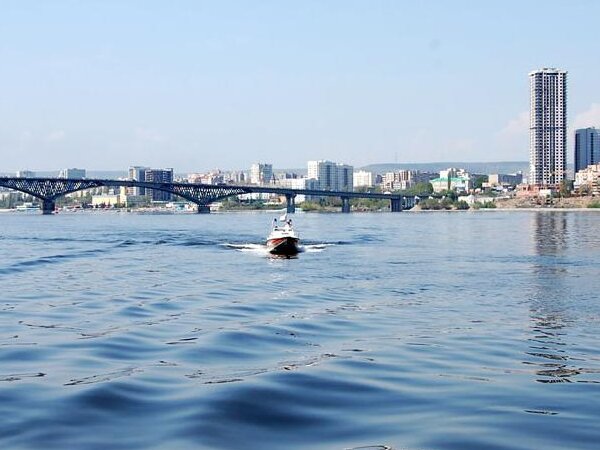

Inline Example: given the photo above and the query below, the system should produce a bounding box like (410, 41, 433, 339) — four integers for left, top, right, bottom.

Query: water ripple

(0, 212, 599, 450)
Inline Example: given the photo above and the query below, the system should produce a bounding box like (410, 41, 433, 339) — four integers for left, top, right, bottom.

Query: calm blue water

(1, 210, 599, 450)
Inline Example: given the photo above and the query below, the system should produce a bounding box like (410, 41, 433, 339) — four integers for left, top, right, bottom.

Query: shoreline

(3, 206, 600, 214)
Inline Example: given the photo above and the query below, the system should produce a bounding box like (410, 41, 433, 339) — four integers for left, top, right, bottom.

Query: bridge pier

(196, 205, 211, 214)
(390, 197, 403, 212)
(341, 197, 351, 213)
(42, 199, 56, 215)
(285, 193, 296, 214)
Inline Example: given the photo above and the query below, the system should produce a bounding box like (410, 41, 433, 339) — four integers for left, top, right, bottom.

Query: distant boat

(15, 202, 41, 212)
(266, 214, 300, 256)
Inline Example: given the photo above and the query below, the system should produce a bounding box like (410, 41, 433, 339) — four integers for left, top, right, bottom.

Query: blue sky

(1, 0, 599, 172)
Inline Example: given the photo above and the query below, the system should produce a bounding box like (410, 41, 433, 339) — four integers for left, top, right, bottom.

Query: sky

(1, 0, 600, 172)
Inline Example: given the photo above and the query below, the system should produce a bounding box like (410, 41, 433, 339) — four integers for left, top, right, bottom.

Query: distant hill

(360, 161, 529, 175)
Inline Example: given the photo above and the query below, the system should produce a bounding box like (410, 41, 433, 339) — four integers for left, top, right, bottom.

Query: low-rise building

(574, 163, 600, 194)
(91, 194, 122, 207)
(431, 177, 470, 193)
(488, 173, 523, 187)
(430, 168, 472, 193)
(515, 184, 557, 198)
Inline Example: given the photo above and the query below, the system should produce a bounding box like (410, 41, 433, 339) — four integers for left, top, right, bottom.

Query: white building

(430, 177, 470, 193)
(16, 170, 36, 178)
(430, 168, 472, 193)
(59, 168, 86, 179)
(91, 193, 122, 207)
(529, 68, 567, 185)
(353, 170, 374, 188)
(275, 177, 319, 202)
(307, 160, 353, 191)
(226, 171, 246, 184)
(250, 163, 273, 185)
(574, 163, 600, 194)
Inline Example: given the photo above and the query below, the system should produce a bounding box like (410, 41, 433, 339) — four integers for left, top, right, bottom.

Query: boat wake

(222, 243, 270, 256)
(302, 243, 332, 253)
(222, 243, 332, 255)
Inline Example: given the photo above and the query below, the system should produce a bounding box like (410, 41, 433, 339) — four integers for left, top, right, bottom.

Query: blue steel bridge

(0, 177, 417, 214)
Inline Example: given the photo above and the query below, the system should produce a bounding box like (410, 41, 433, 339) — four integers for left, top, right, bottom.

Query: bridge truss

(0, 177, 415, 214)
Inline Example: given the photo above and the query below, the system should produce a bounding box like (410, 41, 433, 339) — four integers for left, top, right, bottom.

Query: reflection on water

(533, 212, 567, 257)
(527, 213, 580, 384)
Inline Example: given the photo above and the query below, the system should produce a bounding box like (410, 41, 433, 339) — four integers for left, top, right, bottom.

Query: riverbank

(494, 196, 600, 209)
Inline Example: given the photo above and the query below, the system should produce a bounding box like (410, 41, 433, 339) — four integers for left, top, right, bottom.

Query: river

(1, 210, 599, 450)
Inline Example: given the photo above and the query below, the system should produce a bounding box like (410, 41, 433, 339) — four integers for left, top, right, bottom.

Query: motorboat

(266, 214, 300, 256)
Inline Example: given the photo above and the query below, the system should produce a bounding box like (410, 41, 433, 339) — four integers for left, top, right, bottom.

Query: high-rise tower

(529, 68, 567, 185)
(574, 127, 600, 174)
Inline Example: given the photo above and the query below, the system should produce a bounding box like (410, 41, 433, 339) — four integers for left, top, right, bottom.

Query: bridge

(0, 177, 418, 214)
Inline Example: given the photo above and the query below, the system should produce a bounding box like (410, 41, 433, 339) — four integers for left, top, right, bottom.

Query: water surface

(1, 211, 599, 449)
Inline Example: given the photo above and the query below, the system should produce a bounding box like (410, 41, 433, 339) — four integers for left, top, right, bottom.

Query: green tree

(405, 182, 433, 196)
(440, 197, 454, 210)
(559, 179, 573, 198)
(454, 200, 470, 210)
(419, 198, 441, 210)
(474, 176, 488, 190)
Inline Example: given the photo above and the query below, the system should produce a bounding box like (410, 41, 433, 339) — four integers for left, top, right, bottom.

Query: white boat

(266, 214, 300, 256)
(15, 202, 41, 212)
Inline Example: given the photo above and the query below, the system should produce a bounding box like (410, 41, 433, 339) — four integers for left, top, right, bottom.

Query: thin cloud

(134, 127, 165, 143)
(499, 111, 529, 137)
(572, 103, 600, 130)
(45, 130, 66, 142)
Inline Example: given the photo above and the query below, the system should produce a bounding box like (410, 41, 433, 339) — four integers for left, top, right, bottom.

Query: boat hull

(266, 237, 300, 255)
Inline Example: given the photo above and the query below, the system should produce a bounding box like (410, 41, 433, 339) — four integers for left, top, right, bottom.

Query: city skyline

(2, 2, 600, 172)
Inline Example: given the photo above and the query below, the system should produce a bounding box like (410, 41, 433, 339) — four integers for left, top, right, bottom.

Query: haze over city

(2, 0, 600, 171)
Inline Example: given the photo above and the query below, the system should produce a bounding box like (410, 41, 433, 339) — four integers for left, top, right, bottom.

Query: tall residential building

(574, 127, 600, 174)
(128, 166, 149, 196)
(250, 163, 273, 185)
(145, 168, 173, 202)
(59, 168, 86, 179)
(529, 68, 567, 185)
(307, 160, 354, 191)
